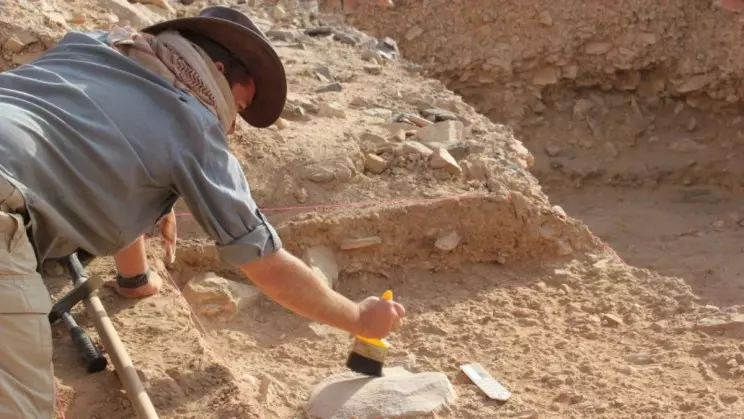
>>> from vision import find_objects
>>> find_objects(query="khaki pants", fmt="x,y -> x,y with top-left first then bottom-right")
0,178 -> 54,419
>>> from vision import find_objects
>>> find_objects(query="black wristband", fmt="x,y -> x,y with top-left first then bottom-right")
115,268 -> 151,289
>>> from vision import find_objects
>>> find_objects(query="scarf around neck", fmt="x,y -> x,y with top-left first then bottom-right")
108,26 -> 238,134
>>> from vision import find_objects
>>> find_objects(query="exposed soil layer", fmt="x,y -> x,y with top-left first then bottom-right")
346,1 -> 744,416
1,0 -> 743,418
348,1 -> 744,121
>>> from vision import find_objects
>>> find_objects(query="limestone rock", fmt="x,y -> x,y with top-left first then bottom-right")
304,27 -> 333,37
562,64 -> 579,80
306,367 -> 456,419
3,32 -> 36,53
376,36 -> 399,59
318,102 -> 346,118
364,153 -> 389,174
333,31 -> 358,46
513,410 -> 540,419
462,156 -> 493,182
132,0 -> 174,13
435,231 -> 461,251
303,246 -> 339,289
266,29 -> 296,42
555,239 -> 573,256
363,64 -> 382,75
350,96 -> 370,107
382,122 -> 416,137
435,140 -> 482,160
421,108 -> 459,122
429,148 -> 462,174
676,73 -> 715,94
361,50 -> 385,64
405,26 -> 424,41
340,236 -> 382,250
295,187 -> 309,203
533,67 -> 559,86
695,314 -> 744,338
585,41 -> 612,55
416,120 -> 464,144
538,11 -> 553,26
314,66 -> 335,82
97,0 -> 156,26
274,117 -> 289,130
403,113 -> 432,127
363,108 -> 393,119
182,272 -> 261,320
316,82 -> 344,93
306,167 -> 336,183
397,141 -> 433,157
271,5 -> 287,20
509,140 -> 535,169
287,93 -> 319,113
601,313 -> 624,327
360,131 -> 387,145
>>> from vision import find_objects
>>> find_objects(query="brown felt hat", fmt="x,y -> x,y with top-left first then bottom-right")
141,6 -> 287,128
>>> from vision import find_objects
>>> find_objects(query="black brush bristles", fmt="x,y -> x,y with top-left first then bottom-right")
346,350 -> 384,377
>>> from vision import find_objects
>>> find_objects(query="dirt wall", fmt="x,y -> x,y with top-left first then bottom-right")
172,192 -> 603,282
346,0 -> 744,124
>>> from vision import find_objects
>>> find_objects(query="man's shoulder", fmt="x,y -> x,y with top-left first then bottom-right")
35,31 -> 121,65
78,30 -> 112,45
57,31 -> 112,47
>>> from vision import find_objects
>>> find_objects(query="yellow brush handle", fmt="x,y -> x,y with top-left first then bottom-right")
355,290 -> 394,347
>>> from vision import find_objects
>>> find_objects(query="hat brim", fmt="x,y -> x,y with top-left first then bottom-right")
141,16 -> 287,128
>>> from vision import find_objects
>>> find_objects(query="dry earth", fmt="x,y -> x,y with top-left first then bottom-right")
2,0 -> 744,418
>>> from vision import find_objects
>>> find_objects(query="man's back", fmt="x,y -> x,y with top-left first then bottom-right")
0,31 -> 216,264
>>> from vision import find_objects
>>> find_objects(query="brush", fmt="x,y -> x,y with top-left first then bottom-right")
346,289 -> 395,377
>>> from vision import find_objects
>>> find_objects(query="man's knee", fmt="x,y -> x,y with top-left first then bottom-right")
0,313 -> 55,419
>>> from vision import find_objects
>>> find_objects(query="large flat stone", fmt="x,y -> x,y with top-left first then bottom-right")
306,367 -> 456,419
182,272 -> 261,320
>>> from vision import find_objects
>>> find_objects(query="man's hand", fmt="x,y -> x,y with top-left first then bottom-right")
239,249 -> 406,338
718,0 -> 744,13
355,295 -> 405,339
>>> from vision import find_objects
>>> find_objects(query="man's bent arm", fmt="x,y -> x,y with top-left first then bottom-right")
169,123 -> 361,332
240,249 -> 361,334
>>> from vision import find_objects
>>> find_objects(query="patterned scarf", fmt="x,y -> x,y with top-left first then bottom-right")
109,27 -> 238,134
107,27 -> 239,264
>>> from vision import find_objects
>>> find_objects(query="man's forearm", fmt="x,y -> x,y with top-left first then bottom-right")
113,235 -> 148,277
239,249 -> 361,334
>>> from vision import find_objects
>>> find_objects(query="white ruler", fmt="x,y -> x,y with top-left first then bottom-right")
460,362 -> 512,401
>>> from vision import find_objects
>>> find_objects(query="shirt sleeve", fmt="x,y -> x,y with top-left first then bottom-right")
170,121 -> 282,266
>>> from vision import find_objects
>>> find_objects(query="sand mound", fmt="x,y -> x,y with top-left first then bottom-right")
2,0 -> 743,418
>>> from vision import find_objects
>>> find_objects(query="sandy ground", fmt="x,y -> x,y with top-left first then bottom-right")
1,0 -> 743,418
553,186 -> 744,307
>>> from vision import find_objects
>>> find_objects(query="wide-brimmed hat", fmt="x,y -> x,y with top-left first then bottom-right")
142,7 -> 287,128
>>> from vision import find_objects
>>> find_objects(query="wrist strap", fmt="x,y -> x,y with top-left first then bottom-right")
115,268 -> 151,289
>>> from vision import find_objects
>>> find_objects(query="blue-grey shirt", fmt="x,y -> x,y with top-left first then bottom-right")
0,31 -> 282,269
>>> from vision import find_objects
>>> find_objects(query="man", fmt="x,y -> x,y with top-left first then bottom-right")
0,7 -> 405,418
